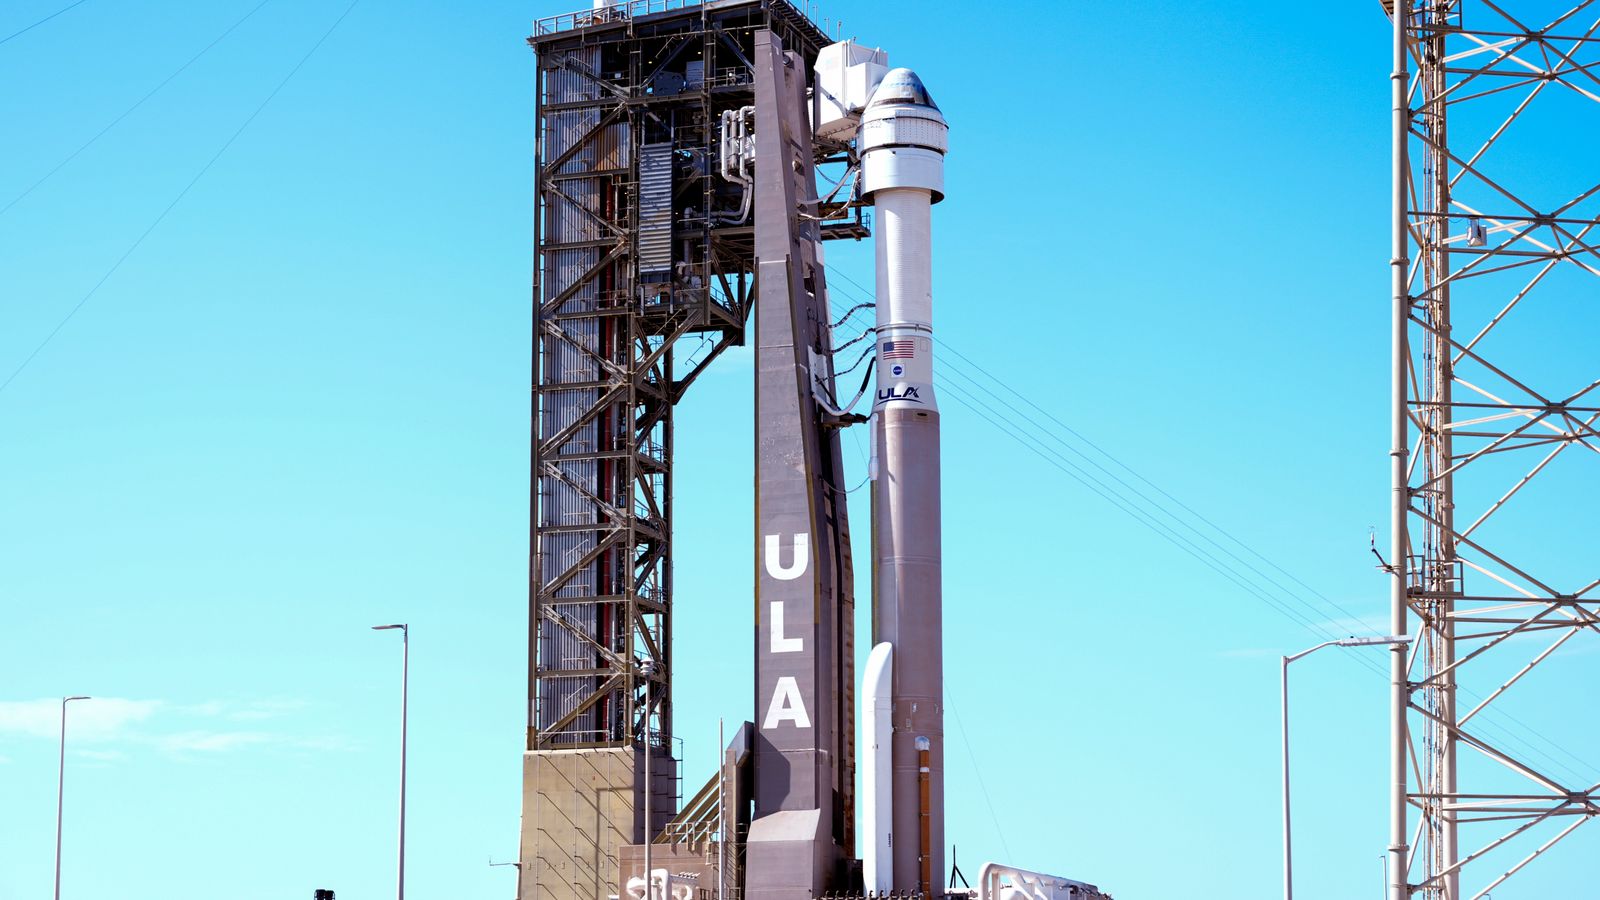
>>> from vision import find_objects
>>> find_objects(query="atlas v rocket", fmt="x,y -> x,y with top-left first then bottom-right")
861,66 -> 949,895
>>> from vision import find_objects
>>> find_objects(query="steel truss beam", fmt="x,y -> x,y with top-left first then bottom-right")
1388,2 -> 1600,898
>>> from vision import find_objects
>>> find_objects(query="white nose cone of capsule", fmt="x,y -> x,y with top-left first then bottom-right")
861,68 -> 948,202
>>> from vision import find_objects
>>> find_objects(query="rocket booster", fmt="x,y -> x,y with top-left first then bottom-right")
863,67 -> 948,894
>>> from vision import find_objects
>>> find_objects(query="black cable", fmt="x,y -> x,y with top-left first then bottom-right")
946,695 -> 1013,861
939,378 -> 1341,638
852,357 -> 873,397
0,0 -> 364,398
2,0 -> 278,218
942,378 -> 1593,784
942,360 -> 1381,635
943,369 -> 1596,777
827,267 -> 1595,781
830,327 -> 875,354
830,301 -> 873,329
0,0 -> 89,47
939,335 -> 1382,633
940,328 -> 1597,782
834,345 -> 873,378
825,266 -> 1381,639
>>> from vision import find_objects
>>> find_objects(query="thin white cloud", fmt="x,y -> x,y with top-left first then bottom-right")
1315,613 -> 1391,638
0,697 -> 344,760
156,731 -> 274,753
0,698 -> 162,742
290,734 -> 359,752
1553,640 -> 1600,658
1218,647 -> 1279,659
225,698 -> 307,722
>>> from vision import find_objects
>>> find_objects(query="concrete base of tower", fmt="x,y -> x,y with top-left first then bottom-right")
520,748 -> 676,900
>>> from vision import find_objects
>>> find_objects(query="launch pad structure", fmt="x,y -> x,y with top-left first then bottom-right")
523,3 -> 873,900
520,0 -> 1600,897
1386,1 -> 1600,898
525,0 -> 835,762
518,3 -> 1104,900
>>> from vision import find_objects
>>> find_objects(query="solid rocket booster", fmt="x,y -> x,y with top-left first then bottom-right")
863,67 -> 948,894
862,642 -> 893,893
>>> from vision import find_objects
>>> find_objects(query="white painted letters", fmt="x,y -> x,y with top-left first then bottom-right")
769,601 -> 803,653
762,676 -> 812,729
763,533 -> 810,581
762,533 -> 812,730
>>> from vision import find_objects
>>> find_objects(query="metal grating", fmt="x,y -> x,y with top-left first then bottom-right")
638,143 -> 675,281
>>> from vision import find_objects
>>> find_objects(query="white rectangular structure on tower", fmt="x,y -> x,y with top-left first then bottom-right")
812,39 -> 888,140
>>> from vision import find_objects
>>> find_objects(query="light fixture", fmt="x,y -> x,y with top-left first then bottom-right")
1467,217 -> 1487,247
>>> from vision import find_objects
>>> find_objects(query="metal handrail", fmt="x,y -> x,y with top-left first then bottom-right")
534,0 -> 825,38
535,0 -> 700,36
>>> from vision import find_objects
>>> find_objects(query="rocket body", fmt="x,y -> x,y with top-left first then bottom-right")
863,68 -> 948,894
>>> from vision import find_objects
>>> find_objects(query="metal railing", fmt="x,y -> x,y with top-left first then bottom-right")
534,0 -> 826,37
535,0 -> 704,36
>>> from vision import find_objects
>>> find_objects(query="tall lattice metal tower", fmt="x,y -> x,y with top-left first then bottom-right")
1386,2 -> 1600,897
521,5 -> 837,900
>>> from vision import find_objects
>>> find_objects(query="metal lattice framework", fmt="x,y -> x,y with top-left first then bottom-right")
1386,2 -> 1600,897
526,0 -> 831,757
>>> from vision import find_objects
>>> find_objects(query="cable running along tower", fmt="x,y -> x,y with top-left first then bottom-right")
1386,2 -> 1600,897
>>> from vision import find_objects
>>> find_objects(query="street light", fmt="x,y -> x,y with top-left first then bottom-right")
372,624 -> 408,900
1282,635 -> 1411,900
54,695 -> 89,900
639,658 -> 658,900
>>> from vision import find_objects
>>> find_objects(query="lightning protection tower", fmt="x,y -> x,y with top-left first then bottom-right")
1385,1 -> 1600,897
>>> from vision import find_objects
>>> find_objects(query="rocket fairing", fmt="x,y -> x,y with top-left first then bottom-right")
862,67 -> 949,894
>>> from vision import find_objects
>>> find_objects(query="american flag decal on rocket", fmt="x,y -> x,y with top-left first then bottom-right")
880,340 -> 914,360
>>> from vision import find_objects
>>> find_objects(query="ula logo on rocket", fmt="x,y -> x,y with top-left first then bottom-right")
878,385 -> 922,403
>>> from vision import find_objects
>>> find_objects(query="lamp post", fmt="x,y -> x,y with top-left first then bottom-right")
54,695 -> 89,900
1282,635 -> 1411,900
640,658 -> 657,900
489,859 -> 522,900
717,717 -> 725,900
372,624 -> 408,900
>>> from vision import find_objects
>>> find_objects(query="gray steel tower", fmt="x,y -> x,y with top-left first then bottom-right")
1385,2 -> 1600,898
522,5 -> 835,900
747,30 -> 860,900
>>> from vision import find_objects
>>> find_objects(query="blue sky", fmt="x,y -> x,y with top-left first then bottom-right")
1,0 -> 1595,898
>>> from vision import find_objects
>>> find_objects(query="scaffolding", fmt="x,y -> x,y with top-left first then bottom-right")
528,0 -> 828,753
